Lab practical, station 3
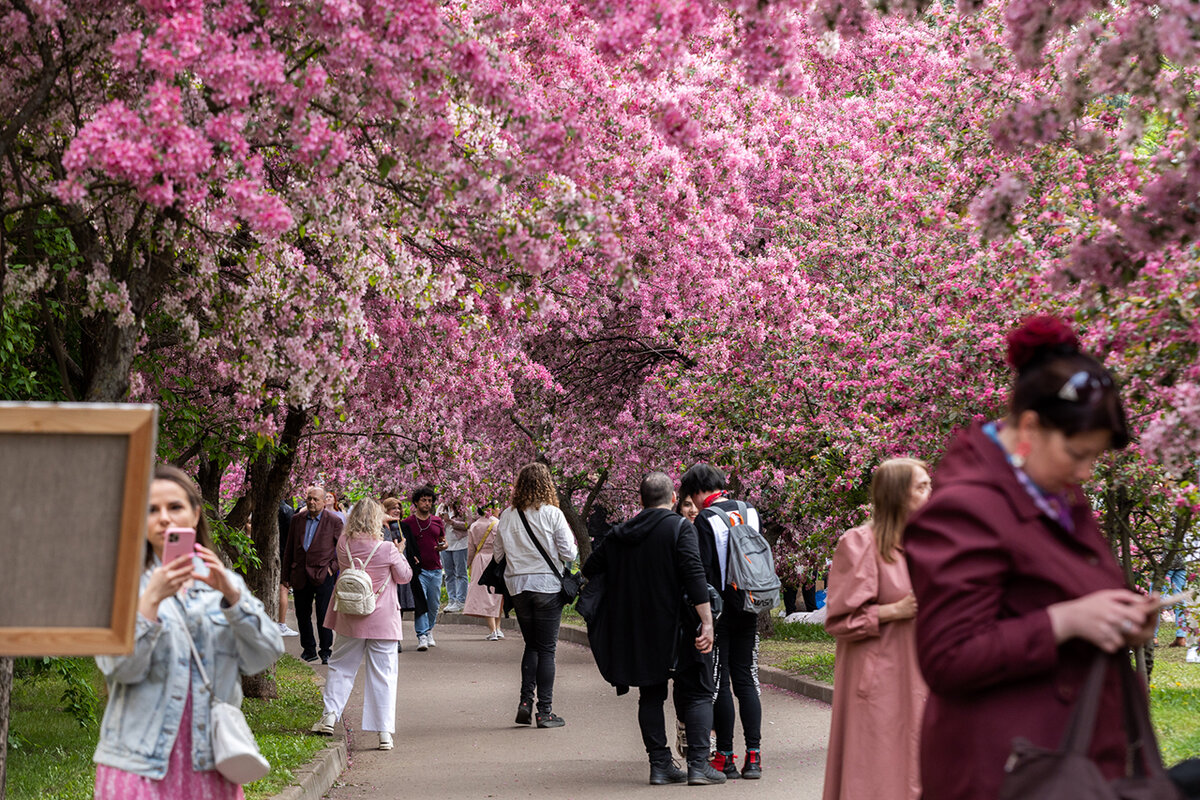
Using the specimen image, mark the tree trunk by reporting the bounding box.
[0,656,12,800]
[556,483,591,565]
[241,406,308,699]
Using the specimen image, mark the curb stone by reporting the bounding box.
[266,739,348,800]
[439,612,834,703]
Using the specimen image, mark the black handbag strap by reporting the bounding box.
[516,508,564,581]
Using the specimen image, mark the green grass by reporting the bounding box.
[1147,647,1200,766]
[757,615,1200,765]
[7,654,326,800]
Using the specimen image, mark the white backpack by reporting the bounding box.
[332,539,386,616]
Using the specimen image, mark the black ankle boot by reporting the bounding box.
[687,760,727,785]
[649,760,686,785]
[515,700,533,725]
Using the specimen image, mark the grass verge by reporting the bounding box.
[7,654,326,800]
[758,616,1199,765]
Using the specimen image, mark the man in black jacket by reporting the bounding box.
[681,463,764,780]
[582,472,724,786]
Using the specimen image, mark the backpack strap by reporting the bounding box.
[341,538,388,598]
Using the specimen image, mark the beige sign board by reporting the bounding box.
[0,403,157,656]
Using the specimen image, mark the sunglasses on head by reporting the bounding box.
[1056,371,1113,404]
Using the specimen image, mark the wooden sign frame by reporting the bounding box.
[0,403,157,656]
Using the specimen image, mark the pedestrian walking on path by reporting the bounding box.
[402,483,446,651]
[313,498,412,750]
[463,503,504,639]
[493,462,578,729]
[823,458,931,800]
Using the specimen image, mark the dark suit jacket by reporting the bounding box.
[905,422,1131,800]
[283,510,343,590]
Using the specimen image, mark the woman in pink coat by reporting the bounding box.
[311,498,412,750]
[823,457,932,800]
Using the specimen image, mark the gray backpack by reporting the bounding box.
[709,502,780,614]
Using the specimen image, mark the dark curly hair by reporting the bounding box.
[410,483,437,505]
[510,463,559,511]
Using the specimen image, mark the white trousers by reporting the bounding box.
[322,636,398,733]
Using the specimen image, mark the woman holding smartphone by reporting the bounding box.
[904,317,1156,800]
[93,465,283,799]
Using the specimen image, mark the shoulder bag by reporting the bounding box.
[516,508,583,603]
[999,651,1182,800]
[177,599,270,784]
[476,520,507,596]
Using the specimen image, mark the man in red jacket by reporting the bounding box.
[282,486,343,664]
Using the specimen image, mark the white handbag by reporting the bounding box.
[179,602,271,784]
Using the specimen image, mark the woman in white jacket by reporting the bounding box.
[493,462,578,728]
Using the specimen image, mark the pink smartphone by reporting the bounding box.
[162,527,210,577]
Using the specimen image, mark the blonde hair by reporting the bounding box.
[510,463,559,512]
[870,458,928,563]
[345,497,384,540]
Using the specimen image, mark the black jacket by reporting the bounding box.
[582,507,709,687]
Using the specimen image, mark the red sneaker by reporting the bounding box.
[710,751,740,779]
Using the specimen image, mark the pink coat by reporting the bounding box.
[823,525,928,800]
[323,535,412,641]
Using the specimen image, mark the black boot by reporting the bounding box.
[687,760,727,785]
[649,759,686,785]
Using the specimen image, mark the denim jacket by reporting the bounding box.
[93,566,284,779]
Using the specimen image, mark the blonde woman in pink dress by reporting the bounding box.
[463,504,504,639]
[311,498,412,750]
[822,458,932,800]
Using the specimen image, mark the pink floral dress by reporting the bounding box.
[94,679,244,800]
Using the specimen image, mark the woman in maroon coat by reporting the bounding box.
[904,316,1157,800]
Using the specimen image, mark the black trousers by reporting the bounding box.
[714,608,762,752]
[639,652,717,766]
[294,573,335,659]
[511,590,563,713]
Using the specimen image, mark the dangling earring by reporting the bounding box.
[1012,440,1031,469]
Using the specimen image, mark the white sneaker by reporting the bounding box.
[485,630,499,640]
[416,635,429,652]
[427,635,437,647]
[496,629,504,639]
[444,602,463,613]
[311,712,336,735]
[278,623,300,637]
[378,731,394,750]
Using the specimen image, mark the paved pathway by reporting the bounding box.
[286,614,830,799]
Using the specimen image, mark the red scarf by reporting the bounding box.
[701,492,726,509]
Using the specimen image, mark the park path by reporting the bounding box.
[285,613,831,799]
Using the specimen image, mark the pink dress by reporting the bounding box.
[323,536,412,640]
[822,525,928,800]
[94,684,243,800]
[463,517,502,618]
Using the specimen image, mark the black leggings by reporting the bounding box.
[714,608,762,752]
[511,590,563,713]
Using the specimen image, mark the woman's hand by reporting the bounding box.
[193,545,241,607]
[138,555,193,621]
[880,593,919,623]
[1048,589,1157,653]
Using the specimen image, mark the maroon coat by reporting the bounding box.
[904,422,1132,800]
[282,510,343,590]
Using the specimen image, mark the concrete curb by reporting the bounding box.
[267,738,348,800]
[439,613,834,703]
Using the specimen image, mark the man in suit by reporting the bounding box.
[283,486,343,663]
